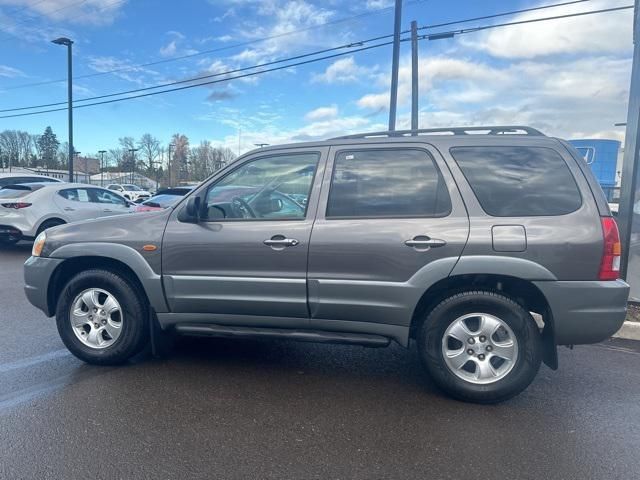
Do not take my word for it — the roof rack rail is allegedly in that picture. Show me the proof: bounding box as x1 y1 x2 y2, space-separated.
330 125 545 140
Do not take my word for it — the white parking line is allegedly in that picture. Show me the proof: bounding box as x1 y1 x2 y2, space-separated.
0 349 71 374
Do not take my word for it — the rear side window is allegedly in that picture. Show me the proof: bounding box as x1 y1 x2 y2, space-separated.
450 146 582 216
58 188 91 202
326 149 451 218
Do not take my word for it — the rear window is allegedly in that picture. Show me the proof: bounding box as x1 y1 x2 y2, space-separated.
0 187 31 199
326 149 452 218
450 146 582 216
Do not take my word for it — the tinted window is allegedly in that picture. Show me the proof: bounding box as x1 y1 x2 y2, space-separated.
0 187 31 199
58 188 92 202
92 189 127 206
450 146 582 217
204 153 318 220
326 149 451 218
143 194 182 208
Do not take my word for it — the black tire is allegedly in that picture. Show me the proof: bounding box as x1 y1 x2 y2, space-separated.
56 269 149 365
418 290 542 404
36 219 65 236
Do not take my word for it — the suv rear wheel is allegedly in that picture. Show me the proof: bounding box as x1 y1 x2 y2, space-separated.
56 269 149 365
418 290 541 404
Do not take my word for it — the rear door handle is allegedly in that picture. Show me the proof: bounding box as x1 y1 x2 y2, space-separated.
264 236 299 248
404 236 447 249
63 207 75 212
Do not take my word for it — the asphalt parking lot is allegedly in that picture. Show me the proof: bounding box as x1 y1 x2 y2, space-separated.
1 245 640 479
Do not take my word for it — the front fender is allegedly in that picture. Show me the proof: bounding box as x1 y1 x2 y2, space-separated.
50 242 169 313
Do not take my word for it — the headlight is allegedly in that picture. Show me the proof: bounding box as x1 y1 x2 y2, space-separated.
32 231 46 257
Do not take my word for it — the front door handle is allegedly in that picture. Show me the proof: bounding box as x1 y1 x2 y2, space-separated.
264 235 299 248
404 236 447 249
103 209 113 213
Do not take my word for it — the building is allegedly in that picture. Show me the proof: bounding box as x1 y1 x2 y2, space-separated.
0 166 91 183
568 139 621 202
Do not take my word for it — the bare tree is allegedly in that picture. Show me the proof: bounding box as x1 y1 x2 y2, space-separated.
170 133 189 185
137 133 161 174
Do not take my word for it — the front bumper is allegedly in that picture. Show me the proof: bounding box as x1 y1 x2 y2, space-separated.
534 279 630 345
24 256 64 317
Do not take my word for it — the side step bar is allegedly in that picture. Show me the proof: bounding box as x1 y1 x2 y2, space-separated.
174 324 391 347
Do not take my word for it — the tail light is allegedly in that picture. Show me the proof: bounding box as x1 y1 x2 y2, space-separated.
1 202 32 209
599 217 621 281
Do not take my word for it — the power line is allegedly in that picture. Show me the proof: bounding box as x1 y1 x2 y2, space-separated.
421 0 597 30
1 0 427 91
0 4 634 119
421 4 633 39
0 34 394 113
0 0 599 91
0 39 399 119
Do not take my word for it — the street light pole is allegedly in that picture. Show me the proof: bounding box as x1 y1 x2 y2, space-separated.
73 151 80 182
168 143 175 187
52 37 74 183
128 148 139 184
98 150 107 186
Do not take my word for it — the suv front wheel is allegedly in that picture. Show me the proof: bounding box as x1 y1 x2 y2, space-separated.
56 269 149 365
418 290 542 404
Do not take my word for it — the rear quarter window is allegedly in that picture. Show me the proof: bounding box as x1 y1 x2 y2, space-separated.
450 146 582 217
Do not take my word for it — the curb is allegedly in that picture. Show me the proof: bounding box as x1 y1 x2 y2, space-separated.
613 321 640 341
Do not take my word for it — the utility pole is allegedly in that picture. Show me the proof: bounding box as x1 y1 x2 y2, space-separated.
388 0 402 131
98 150 106 186
52 37 74 183
618 0 640 279
411 20 419 132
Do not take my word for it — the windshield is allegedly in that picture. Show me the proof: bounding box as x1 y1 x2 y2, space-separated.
141 194 182 208
123 184 141 191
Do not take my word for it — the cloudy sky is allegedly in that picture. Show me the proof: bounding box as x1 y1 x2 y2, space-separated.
0 0 634 156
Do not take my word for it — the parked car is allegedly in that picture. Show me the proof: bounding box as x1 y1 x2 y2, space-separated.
133 187 194 213
0 183 131 244
107 183 151 202
24 126 629 403
0 173 63 187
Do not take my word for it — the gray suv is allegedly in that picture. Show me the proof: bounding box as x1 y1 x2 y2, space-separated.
23 126 629 403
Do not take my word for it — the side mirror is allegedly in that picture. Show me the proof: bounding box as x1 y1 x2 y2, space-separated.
179 196 201 223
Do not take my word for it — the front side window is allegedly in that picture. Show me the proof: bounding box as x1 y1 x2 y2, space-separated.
450 146 582 217
58 188 91 202
326 149 452 218
92 189 127 206
203 152 319 221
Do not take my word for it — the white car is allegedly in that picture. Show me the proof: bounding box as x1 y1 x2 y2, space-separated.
107 183 151 202
0 183 132 244
0 173 63 188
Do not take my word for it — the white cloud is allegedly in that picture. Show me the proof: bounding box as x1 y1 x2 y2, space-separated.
364 0 393 9
0 65 25 78
0 0 127 25
469 0 633 59
311 56 377 84
87 56 160 86
305 105 338 121
159 31 198 58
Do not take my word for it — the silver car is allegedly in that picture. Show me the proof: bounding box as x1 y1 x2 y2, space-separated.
0 183 131 244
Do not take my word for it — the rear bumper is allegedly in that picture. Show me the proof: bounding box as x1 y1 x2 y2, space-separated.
24 256 64 317
0 224 22 242
534 279 630 345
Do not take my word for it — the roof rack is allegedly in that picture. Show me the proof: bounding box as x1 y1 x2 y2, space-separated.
330 125 545 140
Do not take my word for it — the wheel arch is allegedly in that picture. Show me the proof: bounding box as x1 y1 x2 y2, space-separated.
410 273 557 369
36 217 66 236
47 243 169 317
